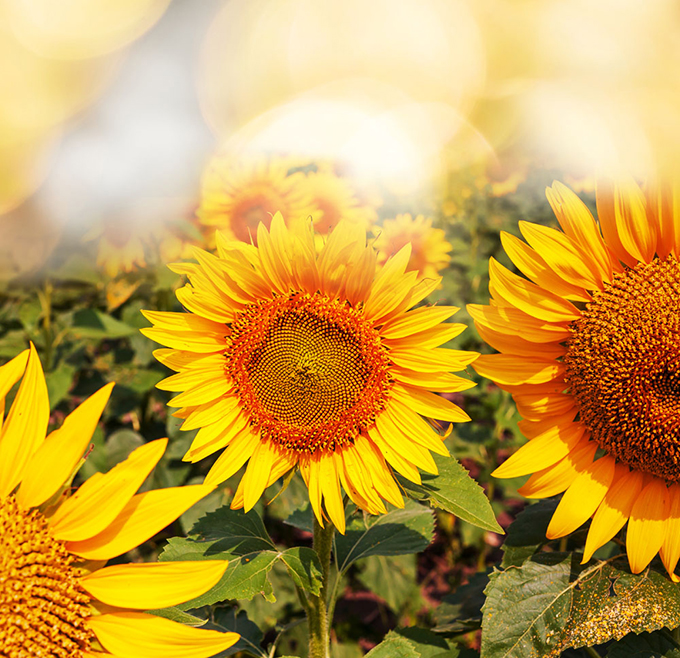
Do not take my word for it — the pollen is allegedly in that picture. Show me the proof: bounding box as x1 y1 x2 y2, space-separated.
228 291 393 453
0 495 94 658
564 255 680 481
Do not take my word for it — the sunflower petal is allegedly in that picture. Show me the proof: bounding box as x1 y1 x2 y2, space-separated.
546 455 616 539
0 345 49 498
80 561 229 609
50 439 167 542
627 477 669 574
17 383 114 509
66 484 214 561
87 612 239 658
581 466 643 563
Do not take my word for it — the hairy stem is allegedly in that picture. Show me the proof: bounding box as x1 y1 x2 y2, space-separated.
308 517 335 658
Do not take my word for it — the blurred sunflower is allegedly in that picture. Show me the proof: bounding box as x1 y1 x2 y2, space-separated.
0 346 239 658
471 178 680 577
85 221 148 279
142 214 477 533
196 154 314 247
373 214 452 280
299 167 378 234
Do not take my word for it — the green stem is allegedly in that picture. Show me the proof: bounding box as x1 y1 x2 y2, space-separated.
308 517 335 658
583 646 602 658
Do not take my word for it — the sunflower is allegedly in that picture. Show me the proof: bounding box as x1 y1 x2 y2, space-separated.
0 345 239 658
142 214 477 533
297 167 378 235
471 178 680 577
85 220 148 278
373 214 452 281
196 154 314 247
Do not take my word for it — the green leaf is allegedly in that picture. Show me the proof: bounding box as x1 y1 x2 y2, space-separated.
70 309 137 339
357 554 420 613
279 546 323 595
608 631 680 658
434 571 488 635
482 553 680 658
392 628 451 657
285 504 314 534
191 506 275 553
481 554 574 658
147 607 206 626
45 362 76 409
365 632 419 658
397 453 503 534
335 501 435 572
500 499 557 567
211 607 266 658
18 299 42 330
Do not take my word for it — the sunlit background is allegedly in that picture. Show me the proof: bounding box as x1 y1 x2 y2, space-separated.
3 0 680 279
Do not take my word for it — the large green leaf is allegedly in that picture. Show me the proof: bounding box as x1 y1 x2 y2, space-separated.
334 501 434 572
191 506 276 553
482 553 680 658
398 454 503 534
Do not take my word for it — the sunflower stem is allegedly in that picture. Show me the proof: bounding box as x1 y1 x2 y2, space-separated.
308 517 335 658
584 646 602 658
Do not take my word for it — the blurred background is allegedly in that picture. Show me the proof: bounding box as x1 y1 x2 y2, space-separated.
4 0 680 279
3 2 680 653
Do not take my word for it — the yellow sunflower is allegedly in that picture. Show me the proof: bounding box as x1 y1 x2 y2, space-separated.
373 214 452 281
0 345 239 658
471 178 680 577
196 154 314 247
142 214 477 533
298 168 378 235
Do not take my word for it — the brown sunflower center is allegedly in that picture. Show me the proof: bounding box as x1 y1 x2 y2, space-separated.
0 495 94 658
227 292 393 453
564 255 680 481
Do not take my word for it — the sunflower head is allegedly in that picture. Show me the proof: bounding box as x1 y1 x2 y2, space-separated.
373 214 452 280
297 168 378 234
471 177 680 577
0 345 239 658
143 213 478 533
196 154 315 247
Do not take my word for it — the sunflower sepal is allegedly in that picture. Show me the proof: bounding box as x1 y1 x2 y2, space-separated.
397 453 503 535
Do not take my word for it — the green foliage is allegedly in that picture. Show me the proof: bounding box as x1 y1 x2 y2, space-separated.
335 501 435 572
482 553 680 658
398 454 503 534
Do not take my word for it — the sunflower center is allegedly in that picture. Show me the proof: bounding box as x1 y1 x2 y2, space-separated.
227 292 393 453
564 255 680 481
0 495 94 658
231 192 280 243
